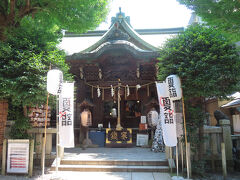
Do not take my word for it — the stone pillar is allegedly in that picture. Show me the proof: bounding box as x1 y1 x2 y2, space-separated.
46 133 52 155
219 119 233 170
35 133 43 158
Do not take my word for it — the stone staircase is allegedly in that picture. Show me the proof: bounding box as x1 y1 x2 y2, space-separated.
50 147 169 172
51 159 169 172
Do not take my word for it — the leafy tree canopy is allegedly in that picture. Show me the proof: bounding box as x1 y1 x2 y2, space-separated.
158 25 240 173
178 0 240 41
158 24 240 99
0 17 73 106
0 0 110 39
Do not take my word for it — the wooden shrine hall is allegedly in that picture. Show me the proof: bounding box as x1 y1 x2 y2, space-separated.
66 10 160 147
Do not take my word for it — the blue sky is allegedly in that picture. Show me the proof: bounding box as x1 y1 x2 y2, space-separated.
59 0 192 55
98 0 192 29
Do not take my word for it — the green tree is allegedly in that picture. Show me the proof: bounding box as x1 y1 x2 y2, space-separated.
0 0 109 137
0 17 74 138
0 18 72 106
0 0 109 40
178 0 240 41
158 24 240 174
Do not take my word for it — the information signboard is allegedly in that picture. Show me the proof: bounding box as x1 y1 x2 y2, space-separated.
7 139 29 174
136 134 149 146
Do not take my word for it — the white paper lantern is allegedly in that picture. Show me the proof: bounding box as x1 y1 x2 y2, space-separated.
47 69 63 95
166 75 182 101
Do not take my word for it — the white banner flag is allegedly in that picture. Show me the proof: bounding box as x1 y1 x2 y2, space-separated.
156 82 177 147
59 82 75 148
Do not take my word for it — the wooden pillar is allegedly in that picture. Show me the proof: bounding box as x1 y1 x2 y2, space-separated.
29 139 34 177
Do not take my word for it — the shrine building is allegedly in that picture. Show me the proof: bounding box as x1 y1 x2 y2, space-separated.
66 10 161 146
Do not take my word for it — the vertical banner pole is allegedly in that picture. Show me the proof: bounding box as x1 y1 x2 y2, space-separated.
56 95 59 172
181 140 184 174
182 95 190 179
42 92 49 176
170 147 172 174
176 140 179 177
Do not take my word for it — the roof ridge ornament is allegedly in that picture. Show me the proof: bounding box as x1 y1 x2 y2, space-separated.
111 7 131 27
106 28 130 41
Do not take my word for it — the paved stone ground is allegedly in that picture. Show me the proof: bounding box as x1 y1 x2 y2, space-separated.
0 169 172 180
62 147 166 161
1 169 240 180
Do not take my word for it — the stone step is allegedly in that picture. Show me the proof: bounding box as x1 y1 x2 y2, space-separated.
50 164 169 172
60 159 168 166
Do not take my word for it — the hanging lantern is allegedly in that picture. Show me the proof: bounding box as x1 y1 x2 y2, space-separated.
166 75 182 101
81 109 92 127
97 86 101 97
147 108 159 127
111 85 114 97
47 69 63 95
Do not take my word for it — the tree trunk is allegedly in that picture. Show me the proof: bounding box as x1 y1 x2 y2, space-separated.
0 100 8 155
198 123 204 160
198 97 205 160
188 96 205 160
